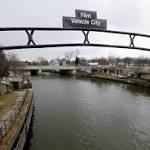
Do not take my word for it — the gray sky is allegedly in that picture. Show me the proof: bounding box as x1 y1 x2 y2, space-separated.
1 0 150 60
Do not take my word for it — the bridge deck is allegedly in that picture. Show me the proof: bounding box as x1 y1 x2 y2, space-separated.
23 65 77 71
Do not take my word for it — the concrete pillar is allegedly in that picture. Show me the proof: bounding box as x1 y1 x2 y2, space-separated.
102 69 104 75
115 69 117 77
72 69 76 75
107 69 109 76
98 68 101 75
38 69 42 75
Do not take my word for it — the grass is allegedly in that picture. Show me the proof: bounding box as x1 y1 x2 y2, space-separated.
0 92 17 118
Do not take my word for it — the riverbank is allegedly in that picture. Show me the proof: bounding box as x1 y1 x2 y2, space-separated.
0 88 33 150
76 74 150 87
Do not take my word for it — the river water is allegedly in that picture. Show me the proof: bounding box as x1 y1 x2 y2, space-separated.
26 76 150 150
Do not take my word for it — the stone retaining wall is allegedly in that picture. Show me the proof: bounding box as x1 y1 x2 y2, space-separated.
0 90 27 141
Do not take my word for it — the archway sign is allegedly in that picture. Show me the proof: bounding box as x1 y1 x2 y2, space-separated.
63 10 107 30
0 9 150 51
63 10 107 44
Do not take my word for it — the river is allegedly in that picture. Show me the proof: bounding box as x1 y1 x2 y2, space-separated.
25 76 150 150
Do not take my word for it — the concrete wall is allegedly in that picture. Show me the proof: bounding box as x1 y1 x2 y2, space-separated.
0 83 7 95
140 73 150 80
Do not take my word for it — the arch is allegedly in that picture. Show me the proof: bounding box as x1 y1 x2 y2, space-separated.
0 27 150 51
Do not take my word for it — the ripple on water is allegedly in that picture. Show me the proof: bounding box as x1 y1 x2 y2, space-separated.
27 77 150 150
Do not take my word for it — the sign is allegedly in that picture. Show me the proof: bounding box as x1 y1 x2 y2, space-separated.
63 10 107 30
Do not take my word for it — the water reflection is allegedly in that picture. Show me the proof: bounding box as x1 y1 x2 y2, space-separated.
83 77 150 97
126 84 150 97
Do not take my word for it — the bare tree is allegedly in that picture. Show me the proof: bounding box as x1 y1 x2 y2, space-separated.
0 51 9 80
123 57 132 66
74 49 80 58
7 53 20 76
73 50 80 66
79 57 88 65
36 57 49 65
64 51 74 65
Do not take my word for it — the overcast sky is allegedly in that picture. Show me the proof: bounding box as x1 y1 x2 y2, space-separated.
1 0 150 61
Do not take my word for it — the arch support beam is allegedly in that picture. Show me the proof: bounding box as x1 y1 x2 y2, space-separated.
25 30 36 46
129 34 135 47
82 31 90 44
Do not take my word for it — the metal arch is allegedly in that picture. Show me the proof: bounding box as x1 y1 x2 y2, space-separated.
0 27 150 51
1 43 150 52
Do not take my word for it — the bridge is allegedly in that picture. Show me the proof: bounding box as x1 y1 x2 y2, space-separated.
23 65 78 75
